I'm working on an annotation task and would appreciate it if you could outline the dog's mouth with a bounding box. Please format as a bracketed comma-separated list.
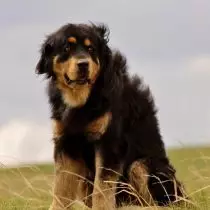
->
[64, 73, 91, 85]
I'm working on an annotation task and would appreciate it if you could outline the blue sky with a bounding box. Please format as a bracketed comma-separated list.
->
[0, 0, 210, 165]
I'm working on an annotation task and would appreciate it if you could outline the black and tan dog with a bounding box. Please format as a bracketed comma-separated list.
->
[36, 23, 186, 210]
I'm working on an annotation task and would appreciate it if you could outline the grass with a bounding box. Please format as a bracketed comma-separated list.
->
[0, 146, 210, 209]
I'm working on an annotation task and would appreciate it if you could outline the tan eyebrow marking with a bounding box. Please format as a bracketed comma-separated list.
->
[68, 37, 77, 43]
[84, 38, 91, 46]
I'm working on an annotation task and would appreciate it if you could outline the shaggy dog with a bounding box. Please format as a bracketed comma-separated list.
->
[36, 23, 185, 210]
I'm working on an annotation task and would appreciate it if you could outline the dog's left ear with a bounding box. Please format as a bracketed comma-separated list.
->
[93, 23, 110, 43]
[35, 39, 54, 77]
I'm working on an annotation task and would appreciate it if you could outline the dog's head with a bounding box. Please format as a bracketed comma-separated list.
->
[36, 23, 111, 107]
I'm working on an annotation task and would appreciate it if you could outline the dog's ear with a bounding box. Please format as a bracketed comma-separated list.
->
[105, 51, 126, 94]
[93, 23, 110, 43]
[35, 39, 54, 77]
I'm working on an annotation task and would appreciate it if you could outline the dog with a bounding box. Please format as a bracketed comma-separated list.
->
[36, 23, 186, 210]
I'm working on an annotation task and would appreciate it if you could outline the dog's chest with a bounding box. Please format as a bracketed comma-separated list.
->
[62, 108, 90, 133]
[62, 108, 112, 141]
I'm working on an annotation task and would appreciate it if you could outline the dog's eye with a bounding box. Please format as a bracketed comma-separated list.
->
[64, 46, 70, 53]
[87, 46, 94, 53]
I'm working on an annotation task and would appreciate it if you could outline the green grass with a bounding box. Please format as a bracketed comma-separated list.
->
[0, 146, 210, 209]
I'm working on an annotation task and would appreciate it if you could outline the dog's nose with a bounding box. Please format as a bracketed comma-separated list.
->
[77, 60, 89, 76]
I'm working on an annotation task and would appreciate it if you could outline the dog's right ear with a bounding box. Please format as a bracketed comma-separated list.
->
[91, 23, 110, 44]
[35, 40, 54, 77]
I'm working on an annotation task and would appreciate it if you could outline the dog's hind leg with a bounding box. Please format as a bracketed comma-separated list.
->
[127, 160, 155, 206]
[125, 159, 186, 207]
[147, 158, 186, 206]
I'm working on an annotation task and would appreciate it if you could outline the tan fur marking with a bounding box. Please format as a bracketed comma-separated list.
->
[86, 112, 112, 140]
[92, 151, 118, 210]
[84, 38, 91, 46]
[52, 119, 64, 139]
[88, 57, 100, 84]
[68, 36, 77, 44]
[53, 56, 100, 107]
[50, 153, 89, 210]
[129, 161, 154, 206]
[53, 56, 90, 107]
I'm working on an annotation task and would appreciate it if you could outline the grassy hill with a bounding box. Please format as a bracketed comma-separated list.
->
[0, 146, 210, 209]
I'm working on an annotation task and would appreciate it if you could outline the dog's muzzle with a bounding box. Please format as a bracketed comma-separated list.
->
[64, 59, 91, 85]
[64, 73, 91, 85]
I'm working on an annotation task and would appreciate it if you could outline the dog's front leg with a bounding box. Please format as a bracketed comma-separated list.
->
[50, 152, 88, 210]
[92, 149, 120, 210]
[49, 119, 88, 210]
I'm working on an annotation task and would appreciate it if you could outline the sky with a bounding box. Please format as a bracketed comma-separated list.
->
[0, 0, 210, 165]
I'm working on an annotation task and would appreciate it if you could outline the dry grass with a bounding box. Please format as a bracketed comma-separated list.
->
[0, 146, 210, 209]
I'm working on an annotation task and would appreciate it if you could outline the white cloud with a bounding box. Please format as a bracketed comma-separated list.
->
[186, 55, 210, 74]
[0, 120, 53, 166]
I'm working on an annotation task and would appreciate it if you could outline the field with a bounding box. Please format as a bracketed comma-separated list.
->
[0, 146, 210, 210]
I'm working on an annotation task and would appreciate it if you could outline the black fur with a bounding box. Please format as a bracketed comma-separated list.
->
[36, 23, 185, 206]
